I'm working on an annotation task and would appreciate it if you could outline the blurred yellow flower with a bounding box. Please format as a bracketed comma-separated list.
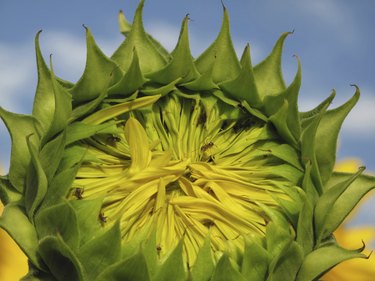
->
[322, 159, 375, 281]
[0, 167, 28, 281]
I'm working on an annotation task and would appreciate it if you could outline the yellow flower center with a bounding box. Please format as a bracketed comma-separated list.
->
[72, 93, 302, 265]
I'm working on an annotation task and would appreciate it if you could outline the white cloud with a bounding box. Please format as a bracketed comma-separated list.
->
[0, 44, 35, 113]
[294, 1, 358, 45]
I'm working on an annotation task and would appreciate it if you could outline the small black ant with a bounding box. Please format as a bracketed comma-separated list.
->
[156, 245, 162, 258]
[201, 141, 214, 152]
[106, 135, 121, 146]
[73, 187, 84, 200]
[99, 212, 107, 224]
[197, 110, 207, 126]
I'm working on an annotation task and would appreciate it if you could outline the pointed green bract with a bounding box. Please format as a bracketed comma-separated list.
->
[0, 2, 372, 281]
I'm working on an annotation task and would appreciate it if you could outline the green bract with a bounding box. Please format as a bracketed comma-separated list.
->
[1, 1, 374, 281]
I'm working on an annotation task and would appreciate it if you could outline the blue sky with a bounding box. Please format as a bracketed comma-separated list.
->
[0, 0, 374, 227]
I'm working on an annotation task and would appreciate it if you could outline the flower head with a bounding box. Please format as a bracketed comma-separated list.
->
[0, 1, 374, 280]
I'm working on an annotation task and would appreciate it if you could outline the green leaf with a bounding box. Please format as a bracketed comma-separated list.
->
[79, 222, 122, 280]
[35, 201, 79, 250]
[253, 32, 291, 99]
[25, 134, 48, 219]
[0, 108, 38, 192]
[190, 237, 215, 281]
[315, 87, 360, 184]
[295, 244, 366, 281]
[211, 255, 246, 281]
[94, 253, 150, 281]
[0, 204, 41, 269]
[241, 236, 269, 281]
[111, 0, 167, 73]
[220, 44, 262, 108]
[314, 167, 365, 244]
[154, 241, 187, 281]
[39, 236, 85, 281]
[195, 6, 241, 83]
[70, 26, 121, 103]
[147, 15, 199, 84]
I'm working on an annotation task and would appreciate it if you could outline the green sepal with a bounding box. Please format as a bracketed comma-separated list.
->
[0, 176, 22, 204]
[314, 167, 366, 244]
[211, 255, 246, 281]
[66, 121, 118, 145]
[0, 204, 42, 269]
[296, 199, 314, 255]
[25, 134, 48, 219]
[20, 266, 58, 281]
[0, 108, 38, 192]
[220, 44, 262, 108]
[239, 100, 268, 122]
[195, 6, 240, 83]
[118, 10, 132, 35]
[78, 222, 122, 281]
[42, 58, 72, 144]
[317, 171, 375, 243]
[70, 89, 110, 124]
[42, 164, 80, 209]
[269, 100, 298, 147]
[94, 252, 150, 281]
[264, 56, 302, 142]
[299, 90, 335, 128]
[295, 243, 366, 281]
[253, 32, 291, 99]
[109, 48, 148, 96]
[190, 237, 215, 281]
[32, 31, 56, 135]
[269, 189, 300, 228]
[69, 198, 103, 245]
[38, 235, 85, 281]
[265, 221, 292, 262]
[181, 66, 218, 91]
[147, 15, 199, 84]
[58, 146, 86, 174]
[70, 26, 121, 103]
[300, 94, 334, 195]
[154, 241, 187, 281]
[82, 95, 161, 125]
[111, 0, 167, 73]
[118, 5, 171, 61]
[315, 86, 360, 184]
[268, 241, 304, 281]
[141, 79, 181, 97]
[261, 142, 303, 171]
[40, 131, 66, 182]
[35, 201, 79, 250]
[241, 236, 269, 281]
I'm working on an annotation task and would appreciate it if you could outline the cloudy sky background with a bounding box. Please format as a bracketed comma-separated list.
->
[0, 0, 374, 227]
